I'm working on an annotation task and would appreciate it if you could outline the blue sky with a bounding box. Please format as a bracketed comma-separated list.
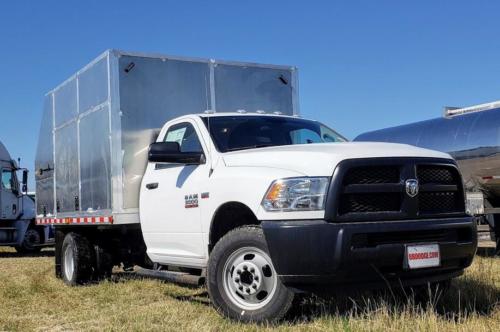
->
[1, 1, 500, 187]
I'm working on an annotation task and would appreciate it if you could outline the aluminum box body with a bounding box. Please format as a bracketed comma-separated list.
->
[35, 50, 299, 224]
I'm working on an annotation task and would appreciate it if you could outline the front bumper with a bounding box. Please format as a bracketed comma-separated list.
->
[262, 216, 477, 291]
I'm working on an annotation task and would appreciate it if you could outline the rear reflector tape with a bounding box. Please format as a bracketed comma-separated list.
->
[36, 216, 113, 225]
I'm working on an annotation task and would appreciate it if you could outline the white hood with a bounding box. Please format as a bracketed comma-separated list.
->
[222, 142, 452, 176]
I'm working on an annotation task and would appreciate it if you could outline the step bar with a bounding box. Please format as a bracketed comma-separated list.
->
[136, 268, 205, 287]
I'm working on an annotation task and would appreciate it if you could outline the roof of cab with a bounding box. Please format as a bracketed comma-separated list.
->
[197, 112, 301, 119]
[0, 141, 11, 162]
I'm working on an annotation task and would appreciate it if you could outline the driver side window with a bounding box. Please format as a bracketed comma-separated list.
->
[164, 122, 204, 153]
[1, 169, 13, 191]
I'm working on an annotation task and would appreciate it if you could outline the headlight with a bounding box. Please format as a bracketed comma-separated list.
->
[262, 177, 330, 212]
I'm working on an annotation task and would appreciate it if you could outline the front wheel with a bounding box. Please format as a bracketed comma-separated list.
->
[207, 226, 294, 323]
[15, 228, 42, 254]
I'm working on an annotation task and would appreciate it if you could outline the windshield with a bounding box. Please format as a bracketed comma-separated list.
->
[202, 115, 347, 152]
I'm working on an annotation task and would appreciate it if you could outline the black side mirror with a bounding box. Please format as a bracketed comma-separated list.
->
[148, 142, 205, 164]
[22, 170, 28, 193]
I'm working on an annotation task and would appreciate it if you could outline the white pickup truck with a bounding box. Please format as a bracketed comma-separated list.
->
[36, 50, 477, 322]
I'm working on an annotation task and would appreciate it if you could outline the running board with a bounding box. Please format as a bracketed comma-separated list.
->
[136, 268, 205, 287]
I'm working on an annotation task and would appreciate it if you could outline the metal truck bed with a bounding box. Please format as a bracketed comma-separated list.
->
[35, 49, 299, 225]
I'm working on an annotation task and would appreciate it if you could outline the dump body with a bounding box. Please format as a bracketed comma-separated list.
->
[35, 49, 299, 224]
[355, 106, 500, 209]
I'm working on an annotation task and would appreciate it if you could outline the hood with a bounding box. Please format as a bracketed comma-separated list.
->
[222, 142, 452, 176]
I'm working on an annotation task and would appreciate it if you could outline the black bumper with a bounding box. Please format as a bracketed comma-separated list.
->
[262, 217, 477, 291]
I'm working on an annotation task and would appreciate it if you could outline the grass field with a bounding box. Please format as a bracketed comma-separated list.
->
[0, 247, 498, 331]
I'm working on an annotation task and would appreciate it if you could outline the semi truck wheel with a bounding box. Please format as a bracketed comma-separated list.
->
[207, 226, 294, 323]
[15, 228, 42, 254]
[61, 232, 94, 286]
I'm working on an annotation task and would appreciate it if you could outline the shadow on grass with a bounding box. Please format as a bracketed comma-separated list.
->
[476, 246, 498, 257]
[77, 263, 499, 325]
[0, 249, 54, 258]
[111, 271, 211, 306]
[173, 291, 211, 306]
[287, 276, 500, 324]
[110, 269, 498, 324]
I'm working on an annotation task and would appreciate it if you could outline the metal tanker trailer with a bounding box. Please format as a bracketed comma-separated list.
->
[355, 101, 500, 253]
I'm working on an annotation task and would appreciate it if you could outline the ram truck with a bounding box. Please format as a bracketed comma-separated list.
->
[35, 50, 477, 323]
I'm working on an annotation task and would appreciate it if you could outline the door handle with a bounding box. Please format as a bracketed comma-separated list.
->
[146, 183, 159, 190]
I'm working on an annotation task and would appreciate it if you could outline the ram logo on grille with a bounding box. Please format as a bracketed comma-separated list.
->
[405, 179, 419, 198]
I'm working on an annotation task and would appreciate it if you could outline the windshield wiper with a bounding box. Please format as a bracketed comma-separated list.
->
[225, 144, 276, 152]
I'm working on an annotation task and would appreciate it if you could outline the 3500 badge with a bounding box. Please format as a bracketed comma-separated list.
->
[185, 194, 199, 208]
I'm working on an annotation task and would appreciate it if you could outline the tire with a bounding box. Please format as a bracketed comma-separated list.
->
[61, 232, 94, 286]
[15, 228, 42, 254]
[94, 245, 113, 281]
[495, 223, 500, 256]
[207, 226, 294, 323]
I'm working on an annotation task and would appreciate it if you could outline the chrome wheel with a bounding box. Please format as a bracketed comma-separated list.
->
[222, 247, 278, 310]
[64, 245, 75, 281]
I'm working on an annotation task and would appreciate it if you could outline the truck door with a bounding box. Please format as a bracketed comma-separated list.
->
[1, 168, 19, 220]
[140, 120, 209, 267]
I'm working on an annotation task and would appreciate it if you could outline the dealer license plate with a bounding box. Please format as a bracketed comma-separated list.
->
[405, 244, 440, 269]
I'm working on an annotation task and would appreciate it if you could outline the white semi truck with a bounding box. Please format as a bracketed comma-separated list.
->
[0, 140, 53, 252]
[36, 50, 477, 322]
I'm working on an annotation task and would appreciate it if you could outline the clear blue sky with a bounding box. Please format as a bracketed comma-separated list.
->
[1, 1, 500, 187]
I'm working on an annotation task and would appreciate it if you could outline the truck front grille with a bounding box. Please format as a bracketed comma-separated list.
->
[417, 165, 456, 184]
[344, 166, 400, 184]
[328, 158, 465, 222]
[339, 193, 401, 214]
[419, 192, 460, 214]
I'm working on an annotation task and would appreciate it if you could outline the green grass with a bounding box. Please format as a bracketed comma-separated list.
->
[0, 247, 498, 331]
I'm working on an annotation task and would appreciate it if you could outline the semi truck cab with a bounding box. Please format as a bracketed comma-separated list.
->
[0, 141, 53, 252]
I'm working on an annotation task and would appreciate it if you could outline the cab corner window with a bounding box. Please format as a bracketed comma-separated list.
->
[164, 123, 203, 153]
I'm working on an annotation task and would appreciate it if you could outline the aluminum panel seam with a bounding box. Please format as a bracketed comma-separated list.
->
[109, 52, 125, 215]
[76, 75, 82, 212]
[51, 92, 57, 216]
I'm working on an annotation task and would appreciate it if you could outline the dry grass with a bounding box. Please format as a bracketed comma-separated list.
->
[0, 247, 498, 331]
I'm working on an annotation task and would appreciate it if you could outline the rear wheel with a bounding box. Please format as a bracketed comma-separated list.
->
[207, 226, 294, 323]
[61, 232, 94, 285]
[15, 228, 42, 254]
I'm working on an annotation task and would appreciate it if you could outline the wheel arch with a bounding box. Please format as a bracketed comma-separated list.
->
[209, 201, 260, 252]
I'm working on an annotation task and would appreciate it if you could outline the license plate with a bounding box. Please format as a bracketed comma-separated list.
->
[405, 244, 440, 269]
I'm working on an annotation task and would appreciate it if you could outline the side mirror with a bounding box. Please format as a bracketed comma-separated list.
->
[22, 170, 28, 193]
[148, 142, 205, 165]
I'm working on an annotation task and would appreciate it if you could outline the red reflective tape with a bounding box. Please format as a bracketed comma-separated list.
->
[37, 216, 113, 225]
